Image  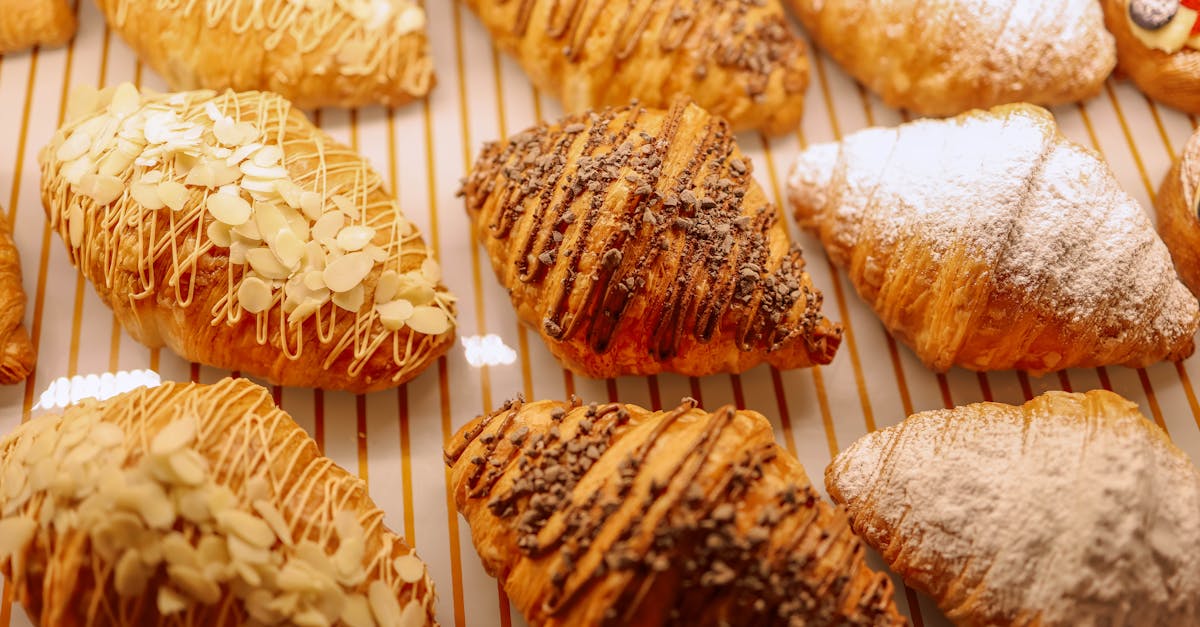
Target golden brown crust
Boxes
[91,0,434,109]
[1155,131,1200,295]
[463,0,808,135]
[461,100,841,378]
[1102,0,1200,113]
[0,211,35,385]
[445,397,904,627]
[788,0,1116,116]
[0,378,438,626]
[39,87,455,392]
[0,0,75,53]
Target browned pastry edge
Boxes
[1102,0,1200,113]
[1156,155,1200,296]
[0,210,35,384]
[0,0,76,54]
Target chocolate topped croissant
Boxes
[461,100,841,378]
[0,377,437,626]
[445,397,904,626]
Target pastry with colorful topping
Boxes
[0,206,35,384]
[92,0,433,109]
[788,104,1199,373]
[445,396,905,626]
[786,0,1116,116]
[828,389,1200,626]
[1155,126,1200,294]
[461,0,810,135]
[0,377,438,626]
[0,0,75,53]
[1102,0,1200,112]
[39,84,456,392]
[461,100,841,378]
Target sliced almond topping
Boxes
[294,541,338,580]
[376,300,414,331]
[168,564,222,604]
[213,117,243,146]
[245,475,272,502]
[393,554,425,584]
[364,244,389,263]
[300,191,324,221]
[207,222,233,248]
[151,416,198,457]
[68,204,85,248]
[217,509,277,548]
[395,274,436,307]
[0,517,37,564]
[406,306,451,336]
[303,270,327,291]
[246,248,293,280]
[237,276,273,314]
[420,258,441,283]
[273,229,306,269]
[276,179,302,209]
[374,270,400,304]
[304,241,327,271]
[227,534,272,565]
[114,548,150,597]
[207,193,253,226]
[254,145,284,167]
[61,156,96,186]
[109,83,142,117]
[130,182,165,210]
[167,449,209,486]
[233,219,263,242]
[157,586,188,615]
[254,201,289,244]
[330,194,355,217]
[162,532,200,568]
[312,212,345,242]
[331,284,365,312]
[324,252,372,293]
[240,161,289,180]
[157,181,189,212]
[185,161,219,188]
[246,589,286,625]
[333,536,365,582]
[97,149,135,178]
[340,594,376,627]
[177,488,212,524]
[56,130,92,162]
[77,173,124,205]
[398,601,425,627]
[336,225,375,252]
[294,607,333,627]
[91,422,125,447]
[252,500,294,546]
[368,580,402,627]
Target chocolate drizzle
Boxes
[445,398,904,626]
[461,100,841,377]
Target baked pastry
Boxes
[0,0,75,53]
[445,396,905,626]
[461,100,841,378]
[786,0,1116,116]
[0,377,437,626]
[92,0,433,109]
[788,103,1199,373]
[827,389,1200,626]
[1101,0,1200,113]
[0,208,35,384]
[40,84,456,392]
[1157,126,1200,294]
[461,0,809,134]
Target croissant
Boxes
[785,0,1116,117]
[462,0,809,135]
[827,389,1200,626]
[1100,0,1200,113]
[0,377,437,626]
[40,84,456,392]
[0,210,35,384]
[445,397,905,626]
[1157,126,1200,294]
[787,103,1200,373]
[461,100,841,378]
[91,0,433,109]
[0,0,75,53]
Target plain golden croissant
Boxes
[788,103,1200,373]
[445,397,904,626]
[0,377,437,626]
[1101,0,1200,113]
[92,0,433,109]
[785,0,1116,116]
[462,0,809,134]
[0,0,75,53]
[461,100,841,378]
[40,84,456,392]
[827,389,1200,626]
[0,209,35,384]
[1157,126,1200,294]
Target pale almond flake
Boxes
[364,244,389,263]
[341,594,375,627]
[157,586,189,615]
[324,252,373,293]
[151,417,198,457]
[68,204,85,248]
[336,225,375,252]
[420,258,441,283]
[130,182,165,210]
[216,509,277,548]
[300,191,324,221]
[246,248,293,280]
[375,270,400,303]
[207,222,233,248]
[332,284,365,312]
[376,300,414,331]
[253,500,294,546]
[109,82,142,117]
[61,156,96,186]
[398,601,425,627]
[77,174,124,205]
[168,564,222,604]
[114,548,150,597]
[312,212,345,242]
[254,145,284,167]
[208,193,253,226]
[56,130,92,162]
[157,181,189,212]
[167,449,209,486]
[368,580,402,627]
[273,230,306,269]
[330,194,355,217]
[405,306,451,336]
[238,276,274,314]
[393,554,425,584]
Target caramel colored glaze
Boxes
[0,210,35,384]
[461,100,841,378]
[1156,131,1200,295]
[463,0,808,134]
[445,397,904,627]
[1103,0,1200,113]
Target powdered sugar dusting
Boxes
[827,390,1200,626]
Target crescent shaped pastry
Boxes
[0,209,35,384]
[0,377,437,626]
[445,397,905,626]
[827,389,1200,626]
[1101,0,1200,113]
[0,0,75,53]
[462,100,841,378]
[788,103,1199,373]
[40,84,456,392]
[1155,125,1200,293]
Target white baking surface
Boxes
[2,6,1199,627]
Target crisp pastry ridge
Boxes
[0,209,35,384]
[788,103,1199,373]
[462,0,809,134]
[827,389,1200,626]
[445,396,905,626]
[462,99,841,378]
[92,0,434,109]
[40,84,456,392]
[0,377,437,626]
[1156,126,1200,294]
[0,0,75,53]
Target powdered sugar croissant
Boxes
[463,0,809,134]
[786,0,1116,116]
[1155,125,1200,293]
[445,397,904,626]
[788,103,1199,373]
[0,0,75,53]
[1101,0,1200,113]
[0,208,35,384]
[40,84,456,392]
[0,377,437,626]
[93,0,433,109]
[462,100,841,378]
[827,389,1200,626]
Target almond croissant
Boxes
[0,377,438,626]
[1100,0,1200,113]
[93,0,433,109]
[0,0,75,53]
[40,84,456,392]
[785,0,1116,116]
[0,209,35,384]
[1155,124,1200,294]
[462,0,809,134]
[462,100,841,378]
[445,397,905,626]
[827,389,1200,626]
[788,103,1200,373]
